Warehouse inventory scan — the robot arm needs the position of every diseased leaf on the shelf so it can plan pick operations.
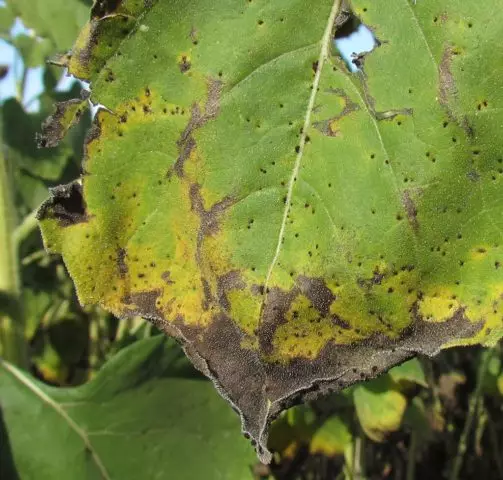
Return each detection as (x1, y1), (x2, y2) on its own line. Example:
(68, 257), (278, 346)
(38, 0), (503, 461)
(2, 82), (91, 215)
(37, 93), (90, 148)
(0, 337), (255, 479)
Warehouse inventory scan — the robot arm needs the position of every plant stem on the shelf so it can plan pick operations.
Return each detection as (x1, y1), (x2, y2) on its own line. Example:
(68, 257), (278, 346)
(21, 249), (47, 266)
(353, 430), (366, 480)
(88, 316), (101, 376)
(449, 349), (492, 480)
(487, 411), (503, 479)
(13, 208), (39, 246)
(406, 431), (417, 480)
(0, 146), (28, 368)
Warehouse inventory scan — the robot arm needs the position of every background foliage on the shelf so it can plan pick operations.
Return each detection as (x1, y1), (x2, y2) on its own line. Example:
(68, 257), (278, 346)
(0, 1), (502, 479)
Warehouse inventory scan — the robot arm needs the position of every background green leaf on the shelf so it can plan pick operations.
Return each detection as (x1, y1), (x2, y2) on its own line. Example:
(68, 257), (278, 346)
(0, 336), (256, 480)
(6, 0), (92, 52)
(353, 375), (407, 442)
(388, 358), (428, 388)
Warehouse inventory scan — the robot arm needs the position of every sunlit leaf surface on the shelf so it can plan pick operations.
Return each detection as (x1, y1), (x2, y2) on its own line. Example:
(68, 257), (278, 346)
(38, 0), (503, 461)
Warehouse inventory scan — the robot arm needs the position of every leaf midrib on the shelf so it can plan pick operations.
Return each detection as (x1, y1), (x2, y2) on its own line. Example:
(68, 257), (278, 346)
(260, 0), (344, 307)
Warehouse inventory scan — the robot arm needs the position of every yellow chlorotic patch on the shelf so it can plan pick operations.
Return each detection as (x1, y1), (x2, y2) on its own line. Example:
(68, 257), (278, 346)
(68, 21), (94, 78)
(271, 295), (336, 361)
(228, 289), (261, 337)
(418, 294), (460, 323)
(470, 245), (492, 260)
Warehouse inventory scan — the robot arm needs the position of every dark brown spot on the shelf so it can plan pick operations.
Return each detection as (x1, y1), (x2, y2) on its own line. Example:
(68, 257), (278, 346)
(162, 271), (175, 285)
(296, 276), (336, 316)
(179, 56), (191, 73)
(117, 247), (128, 277)
(402, 190), (419, 232)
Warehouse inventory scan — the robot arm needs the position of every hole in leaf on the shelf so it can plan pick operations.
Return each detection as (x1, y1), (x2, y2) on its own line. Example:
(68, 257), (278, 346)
(334, 8), (377, 72)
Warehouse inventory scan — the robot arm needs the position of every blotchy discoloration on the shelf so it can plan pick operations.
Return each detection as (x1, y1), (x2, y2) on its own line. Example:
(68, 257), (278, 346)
(37, 0), (501, 467)
(117, 247), (128, 277)
(145, 301), (483, 464)
(313, 87), (360, 136)
(189, 183), (235, 313)
(258, 287), (299, 355)
(171, 80), (222, 178)
(37, 94), (89, 149)
(438, 47), (474, 137)
(69, 0), (159, 82)
(161, 271), (174, 285)
(173, 137), (196, 177)
(189, 183), (235, 265)
(358, 70), (413, 121)
(217, 271), (246, 311)
(37, 182), (91, 227)
(331, 314), (351, 329)
(373, 107), (413, 121)
(122, 289), (163, 319)
(357, 268), (386, 290)
(438, 47), (458, 109)
(178, 56), (191, 73)
(296, 275), (336, 316)
(402, 190), (419, 232)
(201, 277), (213, 311)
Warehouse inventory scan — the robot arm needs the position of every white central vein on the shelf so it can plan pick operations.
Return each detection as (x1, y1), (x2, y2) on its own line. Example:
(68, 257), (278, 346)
(1, 360), (111, 480)
(262, 0), (343, 297)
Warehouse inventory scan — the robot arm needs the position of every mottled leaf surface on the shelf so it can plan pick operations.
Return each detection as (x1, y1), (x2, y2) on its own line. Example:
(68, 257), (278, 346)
(0, 337), (255, 479)
(38, 0), (503, 461)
